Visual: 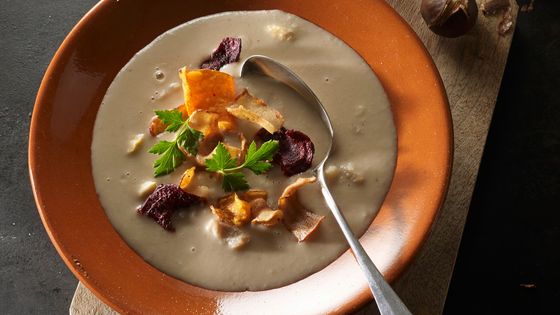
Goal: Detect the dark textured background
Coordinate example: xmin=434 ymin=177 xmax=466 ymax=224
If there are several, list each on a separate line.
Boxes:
xmin=0 ymin=1 xmax=557 ymax=314
xmin=1 ymin=1 xmax=98 ymax=314
xmin=445 ymin=1 xmax=560 ymax=314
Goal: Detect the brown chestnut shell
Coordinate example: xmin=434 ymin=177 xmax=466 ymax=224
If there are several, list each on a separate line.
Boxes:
xmin=421 ymin=0 xmax=478 ymax=38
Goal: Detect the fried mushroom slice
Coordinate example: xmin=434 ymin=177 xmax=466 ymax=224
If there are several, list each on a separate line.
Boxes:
xmin=211 ymin=193 xmax=251 ymax=226
xmin=227 ymin=89 xmax=284 ymax=134
xmin=179 ymin=166 xmax=196 ymax=192
xmin=278 ymin=177 xmax=325 ymax=242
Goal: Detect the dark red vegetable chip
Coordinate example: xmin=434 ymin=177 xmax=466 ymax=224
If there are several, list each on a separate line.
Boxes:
xmin=137 ymin=184 xmax=201 ymax=231
xmin=200 ymin=37 xmax=242 ymax=70
xmin=259 ymin=127 xmax=315 ymax=176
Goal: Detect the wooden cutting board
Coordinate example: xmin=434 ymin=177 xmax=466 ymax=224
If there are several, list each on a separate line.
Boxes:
xmin=70 ymin=1 xmax=518 ymax=314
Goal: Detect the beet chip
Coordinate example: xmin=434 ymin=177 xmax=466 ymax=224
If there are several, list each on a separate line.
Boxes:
xmin=137 ymin=184 xmax=201 ymax=231
xmin=200 ymin=37 xmax=242 ymax=70
xmin=259 ymin=127 xmax=315 ymax=176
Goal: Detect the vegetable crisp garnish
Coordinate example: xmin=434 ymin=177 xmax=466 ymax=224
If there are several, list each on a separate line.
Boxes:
xmin=227 ymin=89 xmax=285 ymax=133
xmin=149 ymin=109 xmax=204 ymax=177
xmin=258 ymin=127 xmax=315 ymax=176
xmin=205 ymin=140 xmax=279 ymax=192
xmin=211 ymin=193 xmax=252 ymax=226
xmin=200 ymin=37 xmax=242 ymax=70
xmin=179 ymin=68 xmax=236 ymax=130
xmin=278 ymin=177 xmax=324 ymax=241
xmin=137 ymin=38 xmax=326 ymax=243
xmin=137 ymin=184 xmax=202 ymax=231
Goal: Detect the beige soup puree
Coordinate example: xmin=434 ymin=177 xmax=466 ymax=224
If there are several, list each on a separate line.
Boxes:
xmin=91 ymin=10 xmax=396 ymax=291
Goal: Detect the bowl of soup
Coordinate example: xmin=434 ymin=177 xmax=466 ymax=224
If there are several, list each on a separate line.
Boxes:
xmin=29 ymin=1 xmax=452 ymax=314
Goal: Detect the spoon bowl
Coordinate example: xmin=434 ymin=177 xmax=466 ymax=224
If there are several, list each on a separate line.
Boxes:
xmin=240 ymin=55 xmax=412 ymax=315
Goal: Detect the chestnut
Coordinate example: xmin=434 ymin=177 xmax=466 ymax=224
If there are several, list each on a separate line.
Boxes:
xmin=421 ymin=0 xmax=478 ymax=38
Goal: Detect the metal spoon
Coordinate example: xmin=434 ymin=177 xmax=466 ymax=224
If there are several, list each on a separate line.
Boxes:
xmin=240 ymin=55 xmax=412 ymax=315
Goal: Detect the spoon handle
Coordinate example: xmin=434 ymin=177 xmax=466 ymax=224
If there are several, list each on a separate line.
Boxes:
xmin=317 ymin=171 xmax=412 ymax=315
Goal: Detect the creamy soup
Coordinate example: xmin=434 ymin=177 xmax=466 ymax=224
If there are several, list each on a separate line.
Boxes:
xmin=91 ymin=10 xmax=396 ymax=291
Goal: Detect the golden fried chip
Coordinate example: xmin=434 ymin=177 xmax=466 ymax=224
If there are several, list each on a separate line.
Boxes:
xmin=249 ymin=198 xmax=283 ymax=227
xmin=252 ymin=209 xmax=284 ymax=226
xmin=241 ymin=189 xmax=268 ymax=202
xmin=217 ymin=120 xmax=235 ymax=133
xmin=211 ymin=193 xmax=251 ymax=226
xmin=278 ymin=177 xmax=317 ymax=210
xmin=179 ymin=166 xmax=196 ymax=191
xmin=284 ymin=209 xmax=324 ymax=242
xmin=226 ymin=89 xmax=284 ymax=133
xmin=179 ymin=68 xmax=236 ymax=130
xmin=188 ymin=110 xmax=220 ymax=138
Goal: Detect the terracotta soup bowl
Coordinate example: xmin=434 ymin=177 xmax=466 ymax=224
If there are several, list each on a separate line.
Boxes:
xmin=29 ymin=0 xmax=452 ymax=313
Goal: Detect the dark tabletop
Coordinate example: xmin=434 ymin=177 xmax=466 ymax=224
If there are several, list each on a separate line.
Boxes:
xmin=0 ymin=1 xmax=558 ymax=314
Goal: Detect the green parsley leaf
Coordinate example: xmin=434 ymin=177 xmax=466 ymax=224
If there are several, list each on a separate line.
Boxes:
xmin=205 ymin=142 xmax=238 ymax=172
xmin=149 ymin=109 xmax=203 ymax=177
xmin=148 ymin=140 xmax=174 ymax=154
xmin=245 ymin=161 xmax=273 ymax=175
xmin=177 ymin=123 xmax=203 ymax=156
xmin=150 ymin=142 xmax=185 ymax=177
xmin=204 ymin=140 xmax=279 ymax=191
xmin=243 ymin=140 xmax=279 ymax=174
xmin=154 ymin=109 xmax=184 ymax=132
xmin=222 ymin=173 xmax=249 ymax=192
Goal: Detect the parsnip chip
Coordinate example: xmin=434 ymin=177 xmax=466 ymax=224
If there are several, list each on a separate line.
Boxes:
xmin=252 ymin=209 xmax=284 ymax=226
xmin=179 ymin=166 xmax=196 ymax=191
xmin=217 ymin=120 xmax=235 ymax=133
xmin=227 ymin=89 xmax=284 ymax=133
xmin=278 ymin=177 xmax=317 ymax=209
xmin=241 ymin=189 xmax=268 ymax=202
xmin=249 ymin=197 xmax=269 ymax=213
xmin=249 ymin=198 xmax=283 ymax=226
xmin=283 ymin=208 xmax=324 ymax=242
xmin=188 ymin=110 xmax=220 ymax=138
xmin=278 ymin=177 xmax=324 ymax=242
xmin=179 ymin=68 xmax=236 ymax=130
xmin=211 ymin=193 xmax=251 ymax=226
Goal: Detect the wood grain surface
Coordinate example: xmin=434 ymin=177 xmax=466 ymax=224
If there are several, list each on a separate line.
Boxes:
xmin=71 ymin=1 xmax=518 ymax=314
xmin=358 ymin=1 xmax=519 ymax=314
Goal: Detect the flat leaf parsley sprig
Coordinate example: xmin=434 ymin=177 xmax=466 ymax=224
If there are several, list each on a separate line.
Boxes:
xmin=149 ymin=109 xmax=203 ymax=177
xmin=205 ymin=140 xmax=279 ymax=192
